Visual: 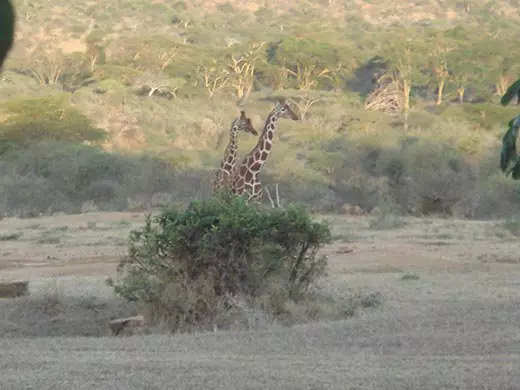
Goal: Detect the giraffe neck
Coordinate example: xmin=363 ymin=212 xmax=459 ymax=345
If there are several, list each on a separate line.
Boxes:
xmin=245 ymin=110 xmax=280 ymax=174
xmin=219 ymin=124 xmax=239 ymax=174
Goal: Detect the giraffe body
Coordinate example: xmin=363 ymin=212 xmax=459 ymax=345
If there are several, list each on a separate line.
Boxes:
xmin=212 ymin=110 xmax=257 ymax=194
xmin=230 ymin=100 xmax=299 ymax=201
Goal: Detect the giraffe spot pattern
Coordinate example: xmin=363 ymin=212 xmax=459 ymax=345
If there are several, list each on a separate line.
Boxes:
xmin=228 ymin=104 xmax=295 ymax=199
xmin=250 ymin=161 xmax=262 ymax=171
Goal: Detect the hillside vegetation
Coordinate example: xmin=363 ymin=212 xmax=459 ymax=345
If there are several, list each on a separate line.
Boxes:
xmin=1 ymin=0 xmax=520 ymax=217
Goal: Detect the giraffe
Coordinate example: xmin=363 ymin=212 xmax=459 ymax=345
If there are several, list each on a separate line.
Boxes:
xmin=212 ymin=110 xmax=258 ymax=194
xmin=230 ymin=100 xmax=299 ymax=202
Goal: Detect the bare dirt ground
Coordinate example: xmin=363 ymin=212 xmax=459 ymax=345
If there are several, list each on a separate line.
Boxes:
xmin=1 ymin=211 xmax=520 ymax=389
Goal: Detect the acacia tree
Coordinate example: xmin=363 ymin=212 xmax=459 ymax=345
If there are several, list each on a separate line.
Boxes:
xmin=196 ymin=59 xmax=230 ymax=99
xmin=25 ymin=48 xmax=68 ymax=85
xmin=437 ymin=25 xmax=486 ymax=104
xmin=380 ymin=34 xmax=429 ymax=113
xmin=134 ymin=71 xmax=185 ymax=99
xmin=426 ymin=32 xmax=456 ymax=105
xmin=266 ymin=37 xmax=339 ymax=91
xmin=133 ymin=42 xmax=178 ymax=72
xmin=447 ymin=46 xmax=483 ymax=104
xmin=475 ymin=35 xmax=520 ymax=97
xmin=118 ymin=36 xmax=180 ymax=73
xmin=227 ymin=41 xmax=266 ymax=102
xmin=83 ymin=32 xmax=106 ymax=73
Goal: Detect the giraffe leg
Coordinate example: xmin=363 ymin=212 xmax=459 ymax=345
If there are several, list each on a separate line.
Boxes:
xmin=253 ymin=178 xmax=263 ymax=202
xmin=243 ymin=183 xmax=255 ymax=201
xmin=243 ymin=179 xmax=262 ymax=203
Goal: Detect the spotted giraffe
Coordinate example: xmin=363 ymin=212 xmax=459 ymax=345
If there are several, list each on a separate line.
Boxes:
xmin=230 ymin=100 xmax=299 ymax=201
xmin=212 ymin=110 xmax=258 ymax=194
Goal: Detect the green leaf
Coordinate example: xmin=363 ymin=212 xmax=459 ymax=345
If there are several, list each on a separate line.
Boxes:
xmin=501 ymin=116 xmax=520 ymax=174
xmin=0 ymin=0 xmax=14 ymax=70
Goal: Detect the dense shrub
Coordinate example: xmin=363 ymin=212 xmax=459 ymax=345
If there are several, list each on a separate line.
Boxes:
xmin=437 ymin=103 xmax=519 ymax=131
xmin=0 ymin=131 xmax=518 ymax=220
xmin=303 ymin=134 xmax=520 ymax=218
xmin=0 ymin=141 xmax=206 ymax=216
xmin=0 ymin=95 xmax=105 ymax=154
xmin=373 ymin=139 xmax=477 ymax=216
xmin=109 ymin=195 xmax=333 ymax=332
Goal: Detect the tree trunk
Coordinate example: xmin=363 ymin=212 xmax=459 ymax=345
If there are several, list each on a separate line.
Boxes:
xmin=457 ymin=87 xmax=465 ymax=104
xmin=436 ymin=79 xmax=446 ymax=105
xmin=496 ymin=75 xmax=509 ymax=96
xmin=402 ymin=79 xmax=411 ymax=112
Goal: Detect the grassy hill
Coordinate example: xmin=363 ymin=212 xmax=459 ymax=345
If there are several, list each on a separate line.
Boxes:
xmin=0 ymin=0 xmax=519 ymax=218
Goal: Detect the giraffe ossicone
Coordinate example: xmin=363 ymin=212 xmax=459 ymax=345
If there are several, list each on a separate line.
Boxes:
xmin=230 ymin=99 xmax=299 ymax=202
xmin=212 ymin=110 xmax=258 ymax=194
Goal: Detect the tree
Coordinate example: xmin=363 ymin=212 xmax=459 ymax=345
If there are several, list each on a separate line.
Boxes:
xmin=23 ymin=48 xmax=68 ymax=85
xmin=365 ymin=73 xmax=401 ymax=114
xmin=475 ymin=35 xmax=520 ymax=97
xmin=266 ymin=38 xmax=339 ymax=91
xmin=380 ymin=34 xmax=429 ymax=113
xmin=195 ymin=60 xmax=230 ymax=99
xmin=447 ymin=47 xmax=483 ymax=104
xmin=439 ymin=26 xmax=486 ymax=104
xmin=134 ymin=44 xmax=178 ymax=72
xmin=227 ymin=41 xmax=266 ymax=102
xmin=426 ymin=33 xmax=456 ymax=105
xmin=134 ymin=71 xmax=185 ymax=99
xmin=83 ymin=31 xmax=107 ymax=73
xmin=0 ymin=95 xmax=106 ymax=153
xmin=116 ymin=36 xmax=180 ymax=73
xmin=108 ymin=196 xmax=332 ymax=332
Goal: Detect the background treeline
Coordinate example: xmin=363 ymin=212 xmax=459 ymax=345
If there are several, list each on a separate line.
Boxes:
xmin=1 ymin=0 xmax=519 ymax=218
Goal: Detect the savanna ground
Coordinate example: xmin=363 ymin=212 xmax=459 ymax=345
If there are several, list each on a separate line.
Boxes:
xmin=3 ymin=0 xmax=520 ymax=388
xmin=1 ymin=211 xmax=520 ymax=389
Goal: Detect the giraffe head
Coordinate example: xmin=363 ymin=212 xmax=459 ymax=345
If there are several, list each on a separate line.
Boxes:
xmin=274 ymin=100 xmax=299 ymax=121
xmin=234 ymin=110 xmax=258 ymax=135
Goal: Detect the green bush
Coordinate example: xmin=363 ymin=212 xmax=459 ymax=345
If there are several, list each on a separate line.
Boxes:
xmin=374 ymin=138 xmax=476 ymax=215
xmin=0 ymin=141 xmax=204 ymax=216
xmin=437 ymin=103 xmax=519 ymax=131
xmin=304 ymin=135 xmax=520 ymax=218
xmin=0 ymin=95 xmax=106 ymax=154
xmin=109 ymin=195 xmax=332 ymax=332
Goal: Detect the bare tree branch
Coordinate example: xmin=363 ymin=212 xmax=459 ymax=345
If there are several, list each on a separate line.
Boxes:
xmin=364 ymin=74 xmax=401 ymax=114
xmin=196 ymin=61 xmax=230 ymax=99
xmin=134 ymin=71 xmax=184 ymax=99
xmin=265 ymin=184 xmax=283 ymax=208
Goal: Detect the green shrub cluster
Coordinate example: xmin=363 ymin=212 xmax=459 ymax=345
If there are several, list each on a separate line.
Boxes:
xmin=1 ymin=135 xmax=520 ymax=220
xmin=108 ymin=195 xmax=333 ymax=332
xmin=302 ymin=135 xmax=520 ymax=219
xmin=0 ymin=95 xmax=105 ymax=154
xmin=0 ymin=141 xmax=205 ymax=217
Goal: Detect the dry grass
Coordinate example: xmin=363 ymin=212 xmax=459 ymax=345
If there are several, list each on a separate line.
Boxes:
xmin=1 ymin=212 xmax=520 ymax=388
